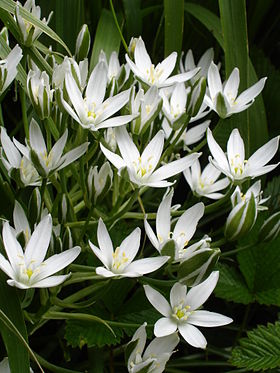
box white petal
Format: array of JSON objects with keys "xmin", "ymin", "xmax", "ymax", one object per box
[
  {"xmin": 97, "ymin": 89, "xmax": 130, "ymax": 123},
  {"xmin": 128, "ymin": 323, "xmax": 147, "ymax": 367},
  {"xmin": 141, "ymin": 130, "xmax": 165, "ymax": 171},
  {"xmin": 100, "ymin": 143, "xmax": 126, "ymax": 169},
  {"xmin": 149, "ymin": 153, "xmax": 200, "ymax": 183},
  {"xmin": 65, "ymin": 73, "xmax": 87, "ymax": 123},
  {"xmin": 157, "ymin": 52, "xmax": 177, "ymax": 83},
  {"xmin": 185, "ymin": 271, "xmax": 219, "ymax": 310},
  {"xmin": 165, "ymin": 68, "xmax": 200, "ymax": 86},
  {"xmin": 29, "ymin": 119, "xmax": 47, "ymax": 155},
  {"xmin": 247, "ymin": 135, "xmax": 279, "ymax": 170},
  {"xmin": 119, "ymin": 227, "xmax": 141, "ymax": 263},
  {"xmin": 115, "ymin": 126, "xmax": 139, "ymax": 165},
  {"xmin": 97, "ymin": 218, "xmax": 114, "ymax": 267},
  {"xmin": 89, "ymin": 241, "xmax": 110, "ymax": 268},
  {"xmin": 96, "ymin": 267, "xmax": 116, "ymax": 277},
  {"xmin": 96, "ymin": 114, "xmax": 136, "ymax": 130},
  {"xmin": 57, "ymin": 142, "xmax": 88, "ymax": 171},
  {"xmin": 24, "ymin": 214, "xmax": 52, "ymax": 266},
  {"xmin": 184, "ymin": 120, "xmax": 210, "ymax": 146},
  {"xmin": 125, "ymin": 256, "xmax": 169, "ymax": 275},
  {"xmin": 170, "ymin": 282, "xmax": 187, "ymax": 309},
  {"xmin": 235, "ymin": 77, "xmax": 266, "ymax": 106},
  {"xmin": 188, "ymin": 310, "xmax": 233, "ymax": 327},
  {"xmin": 32, "ymin": 246, "xmax": 81, "ymax": 282},
  {"xmin": 1, "ymin": 128, "xmax": 21, "ymax": 167},
  {"xmin": 208, "ymin": 62, "xmax": 222, "ymax": 99},
  {"xmin": 207, "ymin": 128, "xmax": 229, "ymax": 171},
  {"xmin": 173, "ymin": 202, "xmax": 204, "ymax": 242},
  {"xmin": 49, "ymin": 130, "xmax": 68, "ymax": 168},
  {"xmin": 156, "ymin": 189, "xmax": 173, "ymax": 242},
  {"xmin": 2, "ymin": 222, "xmax": 24, "ymax": 272},
  {"xmin": 31, "ymin": 274, "xmax": 71, "ymax": 288},
  {"xmin": 227, "ymin": 129, "xmax": 245, "ymax": 165},
  {"xmin": 134, "ymin": 38, "xmax": 152, "ymax": 74},
  {"xmin": 143, "ymin": 285, "xmax": 172, "ymax": 317},
  {"xmin": 143, "ymin": 333, "xmax": 179, "ymax": 360},
  {"xmin": 86, "ymin": 61, "xmax": 107, "ymax": 105},
  {"xmin": 224, "ymin": 68, "xmax": 240, "ymax": 101},
  {"xmin": 178, "ymin": 323, "xmax": 207, "ymax": 349},
  {"xmin": 154, "ymin": 317, "xmax": 177, "ymax": 337},
  {"xmin": 13, "ymin": 201, "xmax": 30, "ymax": 239},
  {"xmin": 144, "ymin": 219, "xmax": 160, "ymax": 251},
  {"xmin": 0, "ymin": 253, "xmax": 14, "ymax": 278}
]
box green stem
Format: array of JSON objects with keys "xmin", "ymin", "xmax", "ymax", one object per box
[
  {"xmin": 109, "ymin": 0, "xmax": 129, "ymax": 55},
  {"xmin": 19, "ymin": 58, "xmax": 29, "ymax": 140},
  {"xmin": 0, "ymin": 104, "xmax": 4, "ymax": 126},
  {"xmin": 39, "ymin": 178, "xmax": 47, "ymax": 221},
  {"xmin": 221, "ymin": 244, "xmax": 252, "ymax": 257},
  {"xmin": 234, "ymin": 303, "xmax": 251, "ymax": 346},
  {"xmin": 211, "ymin": 237, "xmax": 227, "ymax": 248}
]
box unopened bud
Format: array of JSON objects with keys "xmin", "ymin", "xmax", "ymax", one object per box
[
  {"xmin": 88, "ymin": 162, "xmax": 113, "ymax": 203},
  {"xmin": 27, "ymin": 70, "xmax": 53, "ymax": 119},
  {"xmin": 75, "ymin": 24, "xmax": 91, "ymax": 62}
]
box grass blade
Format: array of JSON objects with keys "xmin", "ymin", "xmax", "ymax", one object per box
[{"xmin": 164, "ymin": 0, "xmax": 184, "ymax": 58}]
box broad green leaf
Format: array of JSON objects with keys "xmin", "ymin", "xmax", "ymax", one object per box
[
  {"xmin": 0, "ymin": 272, "xmax": 30, "ymax": 373},
  {"xmin": 0, "ymin": 0, "xmax": 71, "ymax": 55},
  {"xmin": 215, "ymin": 263, "xmax": 253, "ymax": 304},
  {"xmin": 231, "ymin": 322, "xmax": 280, "ymax": 371},
  {"xmin": 164, "ymin": 0, "xmax": 184, "ymax": 58},
  {"xmin": 89, "ymin": 9, "xmax": 122, "ymax": 72}
]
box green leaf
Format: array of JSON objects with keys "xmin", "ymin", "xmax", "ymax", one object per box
[
  {"xmin": 0, "ymin": 0, "xmax": 71, "ymax": 55},
  {"xmin": 263, "ymin": 176, "xmax": 280, "ymax": 212},
  {"xmin": 215, "ymin": 263, "xmax": 253, "ymax": 304},
  {"xmin": 164, "ymin": 0, "xmax": 184, "ymax": 58},
  {"xmin": 64, "ymin": 320, "xmax": 123, "ymax": 349},
  {"xmin": 122, "ymin": 0, "xmax": 142, "ymax": 41},
  {"xmin": 0, "ymin": 272, "xmax": 30, "ymax": 373},
  {"xmin": 231, "ymin": 321, "xmax": 280, "ymax": 371},
  {"xmin": 184, "ymin": 2, "xmax": 224, "ymax": 47},
  {"xmin": 89, "ymin": 9, "xmax": 122, "ymax": 72}
]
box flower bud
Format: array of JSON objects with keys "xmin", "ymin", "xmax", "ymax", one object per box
[
  {"xmin": 28, "ymin": 187, "xmax": 41, "ymax": 226},
  {"xmin": 225, "ymin": 193, "xmax": 257, "ymax": 241},
  {"xmin": 15, "ymin": 0, "xmax": 52, "ymax": 46},
  {"xmin": 27, "ymin": 70, "xmax": 53, "ymax": 119},
  {"xmin": 178, "ymin": 247, "xmax": 220, "ymax": 286},
  {"xmin": 259, "ymin": 211, "xmax": 280, "ymax": 242},
  {"xmin": 187, "ymin": 77, "xmax": 206, "ymax": 118},
  {"xmin": 88, "ymin": 162, "xmax": 113, "ymax": 203},
  {"xmin": 75, "ymin": 24, "xmax": 91, "ymax": 62},
  {"xmin": 0, "ymin": 27, "xmax": 9, "ymax": 46}
]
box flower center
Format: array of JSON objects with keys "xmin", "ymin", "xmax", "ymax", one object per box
[
  {"xmin": 133, "ymin": 156, "xmax": 154, "ymax": 179},
  {"xmin": 146, "ymin": 64, "xmax": 163, "ymax": 84},
  {"xmin": 230, "ymin": 154, "xmax": 245, "ymax": 176},
  {"xmin": 172, "ymin": 302, "xmax": 191, "ymax": 321},
  {"xmin": 112, "ymin": 247, "xmax": 129, "ymax": 271}
]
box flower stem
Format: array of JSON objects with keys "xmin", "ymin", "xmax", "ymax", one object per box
[{"xmin": 109, "ymin": 0, "xmax": 129, "ymax": 55}]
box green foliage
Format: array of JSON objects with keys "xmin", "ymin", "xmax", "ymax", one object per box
[
  {"xmin": 216, "ymin": 236, "xmax": 280, "ymax": 306},
  {"xmin": 264, "ymin": 176, "xmax": 280, "ymax": 213},
  {"xmin": 231, "ymin": 322, "xmax": 280, "ymax": 371}
]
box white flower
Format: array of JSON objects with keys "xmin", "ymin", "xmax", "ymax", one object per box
[
  {"xmin": 14, "ymin": 119, "xmax": 88, "ymax": 177},
  {"xmin": 130, "ymin": 85, "xmax": 162, "ymax": 135},
  {"xmin": 101, "ymin": 126, "xmax": 200, "ymax": 188},
  {"xmin": 207, "ymin": 128, "xmax": 279, "ymax": 182},
  {"xmin": 88, "ymin": 162, "xmax": 113, "ymax": 202},
  {"xmin": 89, "ymin": 218, "xmax": 169, "ymax": 278},
  {"xmin": 230, "ymin": 180, "xmax": 268, "ymax": 210},
  {"xmin": 0, "ymin": 214, "xmax": 81, "ymax": 289},
  {"xmin": 13, "ymin": 200, "xmax": 31, "ymax": 244},
  {"xmin": 27, "ymin": 69, "xmax": 53, "ymax": 119},
  {"xmin": 183, "ymin": 159, "xmax": 230, "ymax": 199},
  {"xmin": 0, "ymin": 127, "xmax": 40, "ymax": 186},
  {"xmin": 144, "ymin": 272, "xmax": 233, "ymax": 349},
  {"xmin": 0, "ymin": 45, "xmax": 22, "ymax": 95},
  {"xmin": 53, "ymin": 56, "xmax": 88, "ymax": 91},
  {"xmin": 205, "ymin": 62, "xmax": 266, "ymax": 118},
  {"xmin": 15, "ymin": 0, "xmax": 52, "ymax": 46},
  {"xmin": 127, "ymin": 323, "xmax": 179, "ymax": 373},
  {"xmin": 144, "ymin": 188, "xmax": 206, "ymax": 260},
  {"xmin": 180, "ymin": 48, "xmax": 214, "ymax": 80},
  {"xmin": 162, "ymin": 117, "xmax": 210, "ymax": 149},
  {"xmin": 62, "ymin": 60, "xmax": 135, "ymax": 131},
  {"xmin": 161, "ymin": 83, "xmax": 188, "ymax": 126},
  {"xmin": 125, "ymin": 37, "xmax": 200, "ymax": 88}
]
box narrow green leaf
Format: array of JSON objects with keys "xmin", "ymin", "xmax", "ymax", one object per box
[
  {"xmin": 89, "ymin": 9, "xmax": 122, "ymax": 72},
  {"xmin": 0, "ymin": 0, "xmax": 71, "ymax": 55},
  {"xmin": 164, "ymin": 0, "xmax": 184, "ymax": 58},
  {"xmin": 122, "ymin": 0, "xmax": 142, "ymax": 41}
]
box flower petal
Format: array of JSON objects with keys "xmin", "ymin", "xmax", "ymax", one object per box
[
  {"xmin": 173, "ymin": 202, "xmax": 204, "ymax": 243},
  {"xmin": 156, "ymin": 189, "xmax": 173, "ymax": 242},
  {"xmin": 154, "ymin": 317, "xmax": 177, "ymax": 337},
  {"xmin": 207, "ymin": 128, "xmax": 229, "ymax": 171},
  {"xmin": 119, "ymin": 227, "xmax": 141, "ymax": 263},
  {"xmin": 178, "ymin": 323, "xmax": 207, "ymax": 349},
  {"xmin": 100, "ymin": 143, "xmax": 126, "ymax": 169},
  {"xmin": 143, "ymin": 333, "xmax": 179, "ymax": 360},
  {"xmin": 97, "ymin": 218, "xmax": 114, "ymax": 266},
  {"xmin": 29, "ymin": 119, "xmax": 47, "ymax": 155},
  {"xmin": 224, "ymin": 68, "xmax": 240, "ymax": 101},
  {"xmin": 0, "ymin": 253, "xmax": 14, "ymax": 278},
  {"xmin": 2, "ymin": 222, "xmax": 24, "ymax": 272},
  {"xmin": 170, "ymin": 282, "xmax": 187, "ymax": 309},
  {"xmin": 247, "ymin": 135, "xmax": 279, "ymax": 170},
  {"xmin": 235, "ymin": 77, "xmax": 266, "ymax": 106},
  {"xmin": 144, "ymin": 219, "xmax": 160, "ymax": 251},
  {"xmin": 143, "ymin": 285, "xmax": 172, "ymax": 317},
  {"xmin": 227, "ymin": 129, "xmax": 245, "ymax": 166},
  {"xmin": 125, "ymin": 256, "xmax": 169, "ymax": 275},
  {"xmin": 30, "ymin": 274, "xmax": 71, "ymax": 288},
  {"xmin": 185, "ymin": 271, "xmax": 219, "ymax": 310},
  {"xmin": 115, "ymin": 126, "xmax": 140, "ymax": 165},
  {"xmin": 208, "ymin": 62, "xmax": 222, "ymax": 99},
  {"xmin": 86, "ymin": 60, "xmax": 107, "ymax": 105},
  {"xmin": 1, "ymin": 128, "xmax": 21, "ymax": 167},
  {"xmin": 134, "ymin": 37, "xmax": 152, "ymax": 74},
  {"xmin": 188, "ymin": 310, "xmax": 233, "ymax": 327}
]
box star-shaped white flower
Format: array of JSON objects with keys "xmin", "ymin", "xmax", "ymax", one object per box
[
  {"xmin": 205, "ymin": 62, "xmax": 266, "ymax": 118},
  {"xmin": 13, "ymin": 119, "xmax": 88, "ymax": 177},
  {"xmin": 0, "ymin": 45, "xmax": 22, "ymax": 95},
  {"xmin": 62, "ymin": 60, "xmax": 135, "ymax": 131},
  {"xmin": 101, "ymin": 126, "xmax": 200, "ymax": 188},
  {"xmin": 144, "ymin": 188, "xmax": 206, "ymax": 261},
  {"xmin": 127, "ymin": 323, "xmax": 179, "ymax": 373},
  {"xmin": 144, "ymin": 272, "xmax": 232, "ymax": 349},
  {"xmin": 207, "ymin": 128, "xmax": 279, "ymax": 182},
  {"xmin": 0, "ymin": 215, "xmax": 81, "ymax": 289},
  {"xmin": 125, "ymin": 37, "xmax": 200, "ymax": 88},
  {"xmin": 183, "ymin": 159, "xmax": 230, "ymax": 200},
  {"xmin": 89, "ymin": 218, "xmax": 169, "ymax": 278}
]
